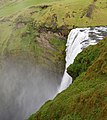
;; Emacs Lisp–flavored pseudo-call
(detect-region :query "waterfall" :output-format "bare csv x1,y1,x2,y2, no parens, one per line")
0,26,107,120
59,27,107,93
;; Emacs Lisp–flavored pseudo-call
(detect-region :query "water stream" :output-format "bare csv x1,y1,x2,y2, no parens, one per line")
59,27,107,92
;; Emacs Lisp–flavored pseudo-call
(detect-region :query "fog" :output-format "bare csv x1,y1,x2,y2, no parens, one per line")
0,56,62,120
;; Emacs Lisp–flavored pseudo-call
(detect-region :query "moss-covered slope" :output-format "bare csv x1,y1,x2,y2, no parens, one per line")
29,38,107,120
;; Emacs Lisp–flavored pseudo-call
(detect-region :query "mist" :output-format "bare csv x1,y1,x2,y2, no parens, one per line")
0,56,62,120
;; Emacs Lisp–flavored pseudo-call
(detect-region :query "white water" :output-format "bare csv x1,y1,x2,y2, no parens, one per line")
59,27,107,92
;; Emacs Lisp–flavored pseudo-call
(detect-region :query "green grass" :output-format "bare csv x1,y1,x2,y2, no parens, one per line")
0,0,107,27
27,0,107,28
67,44,101,80
28,38,107,120
0,0,107,119
49,37,66,51
0,0,62,18
0,21,13,55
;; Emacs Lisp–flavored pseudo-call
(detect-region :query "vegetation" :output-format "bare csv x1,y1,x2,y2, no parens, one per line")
0,1,67,72
0,0,107,57
0,0,107,70
0,0,107,30
67,44,100,80
28,37,107,120
0,0,107,119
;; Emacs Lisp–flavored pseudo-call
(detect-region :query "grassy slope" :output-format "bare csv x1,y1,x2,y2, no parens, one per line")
29,37,107,120
0,1,107,118
0,0,61,18
0,0,67,72
0,0,107,25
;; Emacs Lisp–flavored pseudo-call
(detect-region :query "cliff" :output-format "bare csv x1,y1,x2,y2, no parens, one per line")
29,37,107,120
0,0,107,119
0,0,107,71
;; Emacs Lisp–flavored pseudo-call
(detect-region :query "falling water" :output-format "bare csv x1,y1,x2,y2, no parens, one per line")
0,27,107,120
0,56,62,120
59,26,107,92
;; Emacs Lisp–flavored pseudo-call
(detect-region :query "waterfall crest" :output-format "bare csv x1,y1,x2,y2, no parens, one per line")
59,27,107,93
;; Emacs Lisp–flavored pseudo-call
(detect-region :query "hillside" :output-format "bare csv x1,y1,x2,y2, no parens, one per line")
0,0,107,119
28,37,107,120
0,0,107,26
0,0,107,71
0,0,67,73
